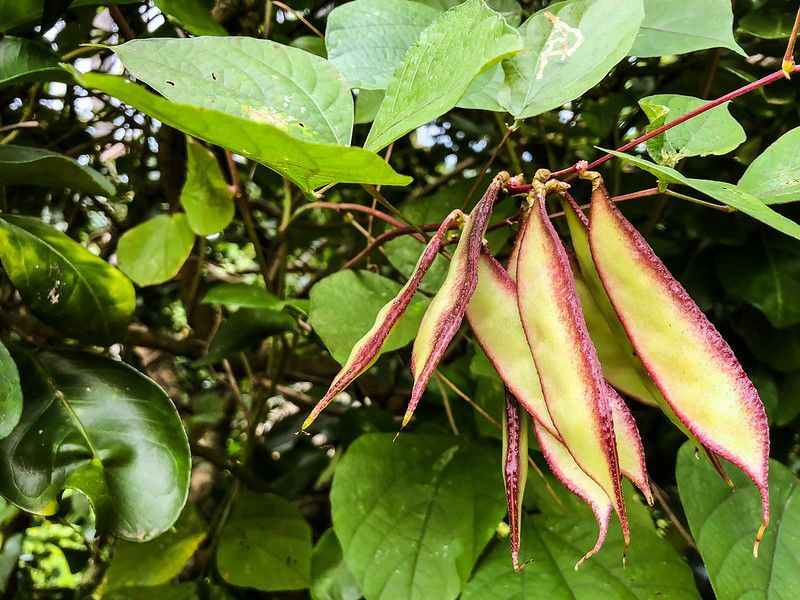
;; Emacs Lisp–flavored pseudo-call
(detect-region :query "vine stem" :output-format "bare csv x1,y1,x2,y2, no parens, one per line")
506,65,800,194
784,3,800,75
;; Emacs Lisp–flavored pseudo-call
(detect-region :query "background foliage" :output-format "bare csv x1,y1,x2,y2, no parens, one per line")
0,0,799,598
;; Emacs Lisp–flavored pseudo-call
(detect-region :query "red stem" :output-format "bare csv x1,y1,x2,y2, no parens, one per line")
506,66,800,194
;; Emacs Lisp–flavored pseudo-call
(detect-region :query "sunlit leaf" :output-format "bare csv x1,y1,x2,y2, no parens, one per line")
0,341,22,439
180,139,234,236
117,213,195,287
738,127,800,205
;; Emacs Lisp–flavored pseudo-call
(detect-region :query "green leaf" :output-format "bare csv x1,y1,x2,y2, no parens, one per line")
153,0,226,36
292,36,327,58
364,0,523,151
104,582,229,600
202,282,284,311
739,9,796,40
415,0,522,24
630,0,745,57
0,348,190,541
73,71,411,194
0,144,115,196
487,0,644,119
217,491,312,591
104,503,206,590
117,213,195,287
463,502,700,599
639,94,745,166
180,139,235,236
0,216,135,345
354,89,384,125
0,341,22,440
740,312,800,373
113,37,353,145
0,36,65,88
331,433,506,600
325,0,440,90
311,529,361,600
195,308,297,366
308,270,430,364
0,0,137,32
738,127,800,205
716,236,800,328
677,441,800,599
605,150,800,241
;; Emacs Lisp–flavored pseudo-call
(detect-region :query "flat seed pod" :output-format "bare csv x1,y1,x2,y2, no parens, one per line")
533,419,612,569
404,173,508,426
606,383,652,504
502,390,529,571
589,182,769,553
466,250,557,435
516,193,628,543
303,210,462,430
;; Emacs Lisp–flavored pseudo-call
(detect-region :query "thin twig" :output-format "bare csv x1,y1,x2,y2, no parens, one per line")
109,4,136,40
435,376,460,435
435,371,500,428
651,483,697,551
272,1,323,38
783,3,800,75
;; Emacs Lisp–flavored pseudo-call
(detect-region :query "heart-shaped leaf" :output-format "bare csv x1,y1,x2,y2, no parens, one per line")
330,433,506,600
117,213,195,287
0,348,190,541
113,37,353,145
0,216,135,345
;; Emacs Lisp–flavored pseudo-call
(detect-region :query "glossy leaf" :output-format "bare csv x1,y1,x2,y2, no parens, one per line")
0,36,64,87
217,491,312,591
113,37,353,145
739,9,796,40
330,433,505,600
677,442,800,599
462,492,700,599
630,0,745,57
202,282,284,311
153,0,226,36
0,144,115,196
325,0,440,90
364,0,522,151
310,529,361,600
605,150,800,241
0,216,135,345
196,308,297,366
716,235,800,328
639,94,745,166
0,348,190,541
308,270,429,365
0,341,22,439
738,127,800,204
117,213,195,287
73,71,411,194
589,182,770,542
489,0,644,119
180,139,234,236
104,504,206,590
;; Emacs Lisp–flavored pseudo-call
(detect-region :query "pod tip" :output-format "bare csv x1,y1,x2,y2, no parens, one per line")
754,519,768,557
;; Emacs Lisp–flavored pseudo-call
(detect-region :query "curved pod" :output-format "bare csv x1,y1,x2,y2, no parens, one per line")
589,183,769,551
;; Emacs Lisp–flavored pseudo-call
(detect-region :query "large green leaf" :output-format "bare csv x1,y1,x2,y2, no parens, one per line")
104,504,206,590
716,236,800,328
0,145,115,196
195,308,297,366
630,0,745,57
0,348,190,541
117,213,195,287
325,0,440,90
677,442,800,599
738,127,800,205
330,433,506,600
308,270,430,365
470,0,644,119
311,529,361,600
74,71,411,194
113,37,353,145
0,341,22,440
364,0,523,151
605,150,800,241
462,502,700,599
639,94,745,166
0,216,135,345
0,36,65,88
180,139,234,236
153,0,226,36
216,491,312,591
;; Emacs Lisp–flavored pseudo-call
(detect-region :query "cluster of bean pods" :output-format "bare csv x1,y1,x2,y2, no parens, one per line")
303,171,769,571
